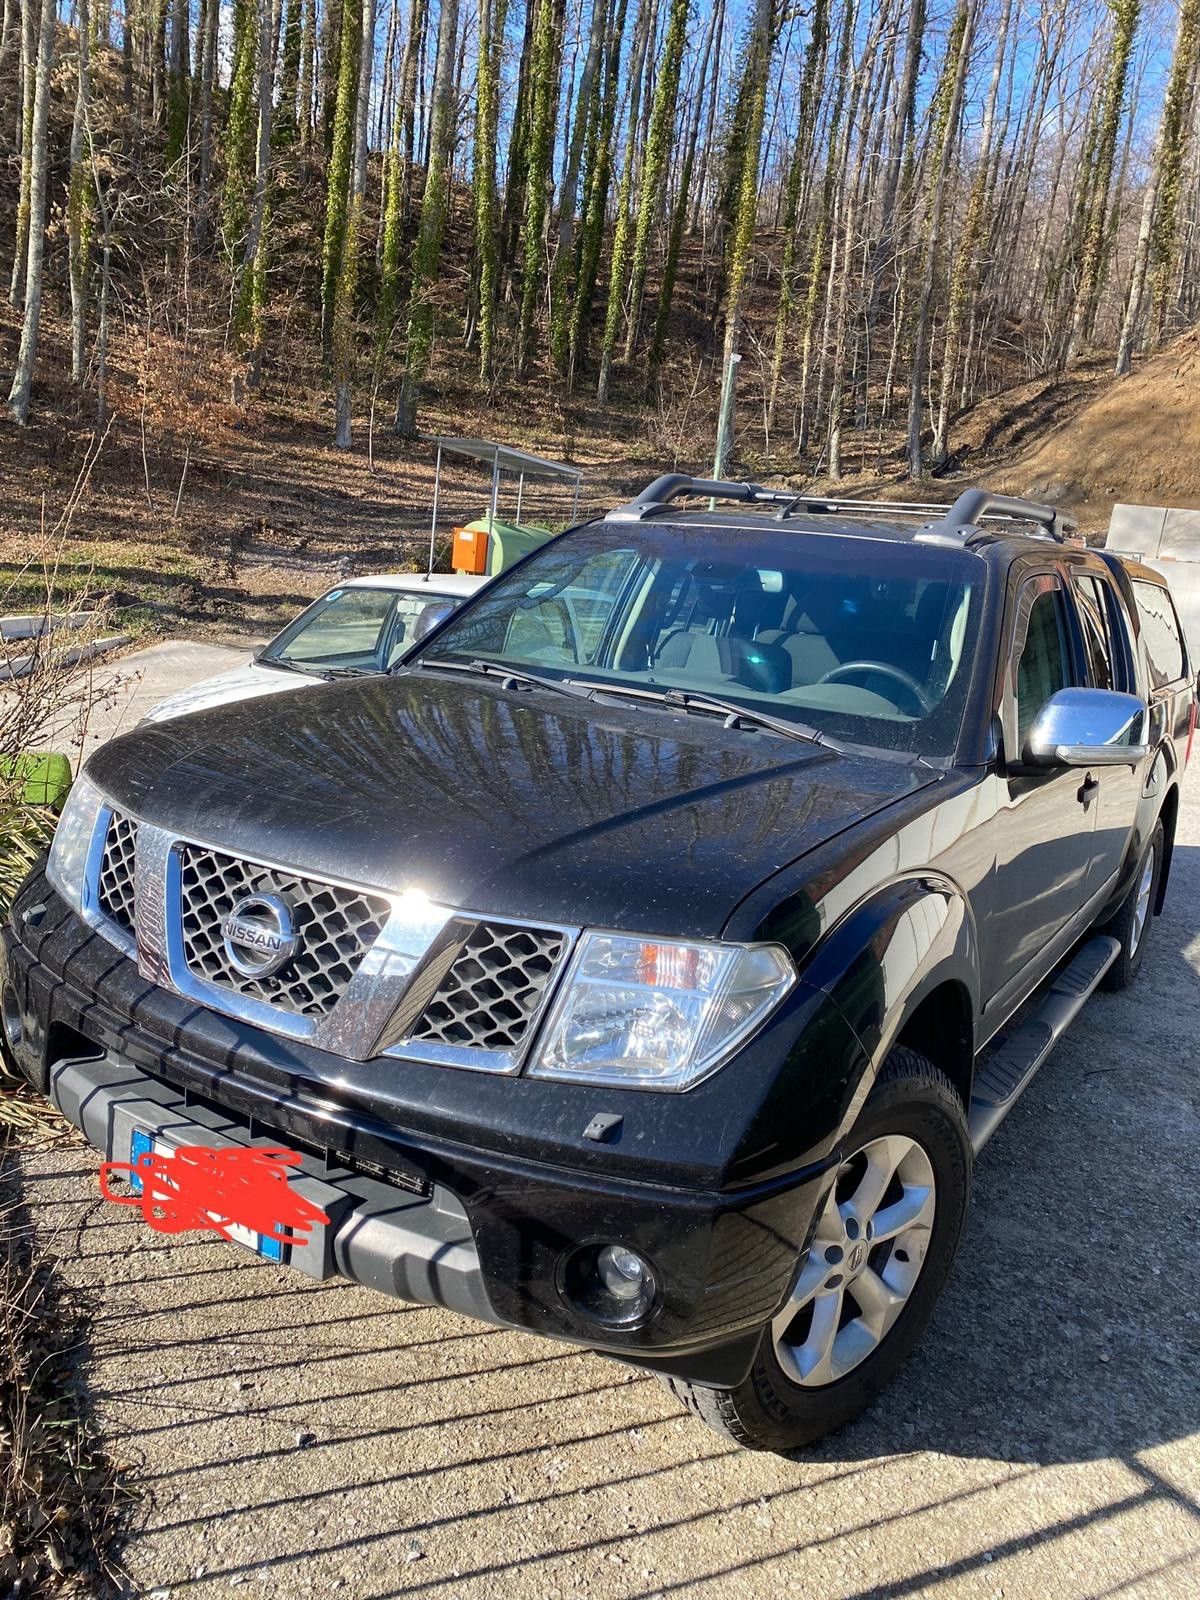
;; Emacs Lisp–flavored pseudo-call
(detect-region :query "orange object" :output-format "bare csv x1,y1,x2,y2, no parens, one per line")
453,524,490,575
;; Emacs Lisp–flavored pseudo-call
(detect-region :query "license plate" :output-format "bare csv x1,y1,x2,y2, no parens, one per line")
129,1130,284,1261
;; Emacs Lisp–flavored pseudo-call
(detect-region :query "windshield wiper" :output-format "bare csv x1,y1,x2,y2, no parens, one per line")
415,657,593,699
256,656,315,677
578,681,840,750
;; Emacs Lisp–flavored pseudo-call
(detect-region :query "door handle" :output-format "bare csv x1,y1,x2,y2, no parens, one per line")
1077,774,1100,811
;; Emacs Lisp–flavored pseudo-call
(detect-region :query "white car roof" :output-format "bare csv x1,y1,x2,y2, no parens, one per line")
341,572,488,596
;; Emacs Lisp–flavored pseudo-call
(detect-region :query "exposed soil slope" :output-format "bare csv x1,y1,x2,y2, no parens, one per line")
996,328,1200,527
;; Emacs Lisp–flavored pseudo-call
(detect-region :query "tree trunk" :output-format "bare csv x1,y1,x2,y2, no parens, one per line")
276,0,303,141
223,0,261,258
1065,0,1141,363
766,0,830,429
394,0,460,436
69,0,94,386
9,0,37,308
567,0,629,384
196,0,219,242
931,0,1012,464
596,0,653,402
517,0,564,372
547,0,605,372
622,0,689,362
7,0,56,423
321,0,361,347
718,0,777,397
396,0,427,225
905,0,973,476
234,0,279,389
297,0,316,146
688,0,725,236
473,0,510,379
650,0,719,373
1148,0,1200,345
332,0,377,444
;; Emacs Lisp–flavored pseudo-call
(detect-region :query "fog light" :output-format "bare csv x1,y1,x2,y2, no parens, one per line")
562,1241,658,1327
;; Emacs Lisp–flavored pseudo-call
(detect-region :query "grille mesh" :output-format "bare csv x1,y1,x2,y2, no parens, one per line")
179,845,389,1017
98,814,139,937
407,921,568,1052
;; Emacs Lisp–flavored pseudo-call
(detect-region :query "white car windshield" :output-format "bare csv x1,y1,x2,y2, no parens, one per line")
416,523,985,758
263,586,462,673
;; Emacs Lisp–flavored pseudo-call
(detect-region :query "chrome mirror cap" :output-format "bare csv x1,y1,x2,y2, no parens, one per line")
1024,687,1149,768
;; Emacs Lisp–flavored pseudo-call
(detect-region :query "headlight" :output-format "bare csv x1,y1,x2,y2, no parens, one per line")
529,932,796,1090
45,774,105,915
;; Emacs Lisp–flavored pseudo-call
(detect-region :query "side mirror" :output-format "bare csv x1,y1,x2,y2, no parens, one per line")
1024,687,1149,768
412,599,456,643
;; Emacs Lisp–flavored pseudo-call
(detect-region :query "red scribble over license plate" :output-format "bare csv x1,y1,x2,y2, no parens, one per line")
100,1143,329,1256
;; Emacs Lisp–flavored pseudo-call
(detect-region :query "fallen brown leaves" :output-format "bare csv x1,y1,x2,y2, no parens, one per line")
0,1131,134,1596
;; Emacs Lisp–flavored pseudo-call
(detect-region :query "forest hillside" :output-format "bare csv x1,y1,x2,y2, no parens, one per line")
2,0,1199,638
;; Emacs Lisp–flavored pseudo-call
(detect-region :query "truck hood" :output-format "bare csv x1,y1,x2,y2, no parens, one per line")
85,672,937,938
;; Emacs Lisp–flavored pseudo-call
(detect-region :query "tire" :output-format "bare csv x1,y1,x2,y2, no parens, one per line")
664,1047,971,1452
1099,822,1164,992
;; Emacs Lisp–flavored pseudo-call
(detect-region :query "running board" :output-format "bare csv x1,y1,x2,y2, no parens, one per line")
968,935,1120,1152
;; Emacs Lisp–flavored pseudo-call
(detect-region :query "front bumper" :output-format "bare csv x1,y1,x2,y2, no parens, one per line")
3,874,836,1386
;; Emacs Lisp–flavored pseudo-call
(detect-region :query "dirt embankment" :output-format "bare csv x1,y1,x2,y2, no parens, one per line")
996,328,1200,527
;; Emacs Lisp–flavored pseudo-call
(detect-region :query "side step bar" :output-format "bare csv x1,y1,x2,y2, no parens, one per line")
968,935,1120,1152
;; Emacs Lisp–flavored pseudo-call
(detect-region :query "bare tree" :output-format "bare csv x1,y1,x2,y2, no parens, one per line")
7,0,56,423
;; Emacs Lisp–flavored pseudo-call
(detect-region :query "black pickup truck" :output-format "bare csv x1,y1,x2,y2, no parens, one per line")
3,478,1194,1451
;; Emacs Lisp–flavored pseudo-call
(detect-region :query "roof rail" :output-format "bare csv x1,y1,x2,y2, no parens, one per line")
607,473,1079,544
607,474,790,518
917,489,1078,546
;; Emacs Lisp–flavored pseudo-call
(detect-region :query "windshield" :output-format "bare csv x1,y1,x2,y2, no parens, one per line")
264,586,464,673
415,523,985,757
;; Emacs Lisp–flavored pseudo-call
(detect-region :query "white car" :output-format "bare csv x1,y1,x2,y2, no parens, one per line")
143,572,487,724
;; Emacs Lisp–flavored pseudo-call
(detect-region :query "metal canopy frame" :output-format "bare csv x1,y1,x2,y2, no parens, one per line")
427,437,583,573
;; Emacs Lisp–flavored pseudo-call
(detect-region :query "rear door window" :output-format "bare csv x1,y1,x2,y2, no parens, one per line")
1132,581,1187,687
1072,573,1116,690
1015,587,1072,746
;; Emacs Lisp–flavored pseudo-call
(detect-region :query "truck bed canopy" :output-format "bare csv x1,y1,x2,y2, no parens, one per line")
432,437,582,483
426,437,583,572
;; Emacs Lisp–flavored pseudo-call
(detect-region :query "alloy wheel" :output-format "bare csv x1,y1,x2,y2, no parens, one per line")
773,1134,937,1388
1131,850,1155,955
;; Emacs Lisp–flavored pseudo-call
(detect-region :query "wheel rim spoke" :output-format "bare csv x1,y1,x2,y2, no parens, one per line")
871,1182,935,1243
789,1285,845,1385
1132,854,1154,952
773,1131,938,1390
848,1265,904,1337
842,1133,906,1224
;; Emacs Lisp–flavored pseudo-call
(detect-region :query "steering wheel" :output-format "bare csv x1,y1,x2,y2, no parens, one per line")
816,661,934,715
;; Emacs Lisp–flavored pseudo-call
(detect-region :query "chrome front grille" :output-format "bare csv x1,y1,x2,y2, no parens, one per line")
80,807,577,1069
97,814,139,937
178,844,390,1017
406,920,568,1052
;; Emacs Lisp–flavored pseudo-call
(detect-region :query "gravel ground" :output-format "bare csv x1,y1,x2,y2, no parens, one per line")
18,740,1200,1598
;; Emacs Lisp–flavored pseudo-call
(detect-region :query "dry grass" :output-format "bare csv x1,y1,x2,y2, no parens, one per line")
0,1137,133,1597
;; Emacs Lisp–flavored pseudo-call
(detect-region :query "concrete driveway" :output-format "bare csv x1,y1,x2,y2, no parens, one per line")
50,640,251,767
16,662,1200,1599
